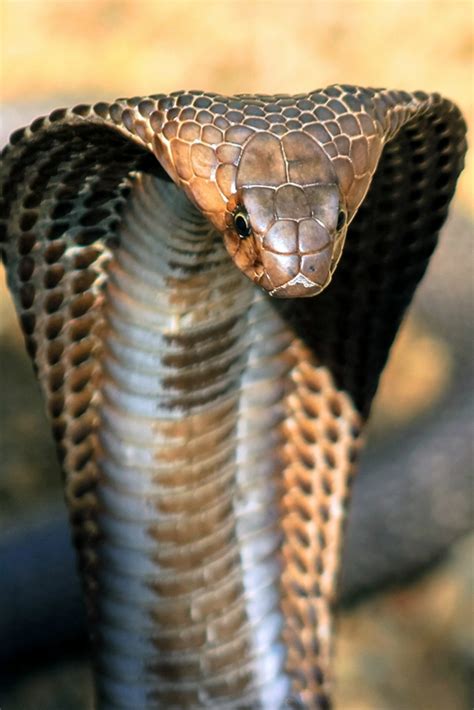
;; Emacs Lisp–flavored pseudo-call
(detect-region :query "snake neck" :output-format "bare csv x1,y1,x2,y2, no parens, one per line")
96,172,297,708
87,172,363,709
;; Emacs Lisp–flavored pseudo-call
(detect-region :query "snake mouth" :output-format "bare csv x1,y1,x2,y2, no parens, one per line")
259,243,333,298
269,273,326,298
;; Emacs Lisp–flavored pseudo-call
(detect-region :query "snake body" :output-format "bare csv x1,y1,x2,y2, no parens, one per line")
0,85,466,708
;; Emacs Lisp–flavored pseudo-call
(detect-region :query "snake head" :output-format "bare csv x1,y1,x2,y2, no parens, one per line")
154,123,349,298
223,132,347,297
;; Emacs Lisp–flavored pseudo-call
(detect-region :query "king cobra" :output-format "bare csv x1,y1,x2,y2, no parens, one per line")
0,85,467,708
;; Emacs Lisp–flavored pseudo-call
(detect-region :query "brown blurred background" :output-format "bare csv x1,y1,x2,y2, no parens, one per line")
1,1,473,709
2,0,473,207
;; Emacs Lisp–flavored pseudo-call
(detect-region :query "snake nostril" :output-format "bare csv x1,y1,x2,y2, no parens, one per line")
300,251,332,283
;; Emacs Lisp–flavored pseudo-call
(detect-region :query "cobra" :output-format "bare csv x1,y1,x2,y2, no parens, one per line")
0,85,466,708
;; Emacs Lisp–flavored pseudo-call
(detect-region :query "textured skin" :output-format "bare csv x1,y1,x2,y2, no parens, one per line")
0,85,467,708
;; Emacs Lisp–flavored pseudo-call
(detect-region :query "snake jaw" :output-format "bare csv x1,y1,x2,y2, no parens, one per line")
222,220,337,298
269,273,327,298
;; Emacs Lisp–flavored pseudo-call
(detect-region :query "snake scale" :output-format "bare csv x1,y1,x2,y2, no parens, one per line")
0,85,467,708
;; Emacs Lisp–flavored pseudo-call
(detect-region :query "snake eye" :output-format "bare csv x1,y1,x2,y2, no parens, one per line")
337,210,346,231
233,208,252,238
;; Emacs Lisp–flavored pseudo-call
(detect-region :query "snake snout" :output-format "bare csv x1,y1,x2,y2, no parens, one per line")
257,217,333,298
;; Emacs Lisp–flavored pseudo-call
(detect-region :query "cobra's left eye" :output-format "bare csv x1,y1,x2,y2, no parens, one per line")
337,210,346,231
233,208,252,238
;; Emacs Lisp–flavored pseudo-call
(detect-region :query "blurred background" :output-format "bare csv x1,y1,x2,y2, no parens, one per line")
1,1,472,708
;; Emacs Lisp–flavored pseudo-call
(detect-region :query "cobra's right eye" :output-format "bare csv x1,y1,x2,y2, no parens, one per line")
233,208,252,238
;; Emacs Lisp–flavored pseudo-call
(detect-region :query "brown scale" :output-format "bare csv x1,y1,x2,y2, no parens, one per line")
0,85,467,708
2,127,149,616
280,345,363,708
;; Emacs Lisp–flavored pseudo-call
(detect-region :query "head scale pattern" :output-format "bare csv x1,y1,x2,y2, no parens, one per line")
149,88,382,297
